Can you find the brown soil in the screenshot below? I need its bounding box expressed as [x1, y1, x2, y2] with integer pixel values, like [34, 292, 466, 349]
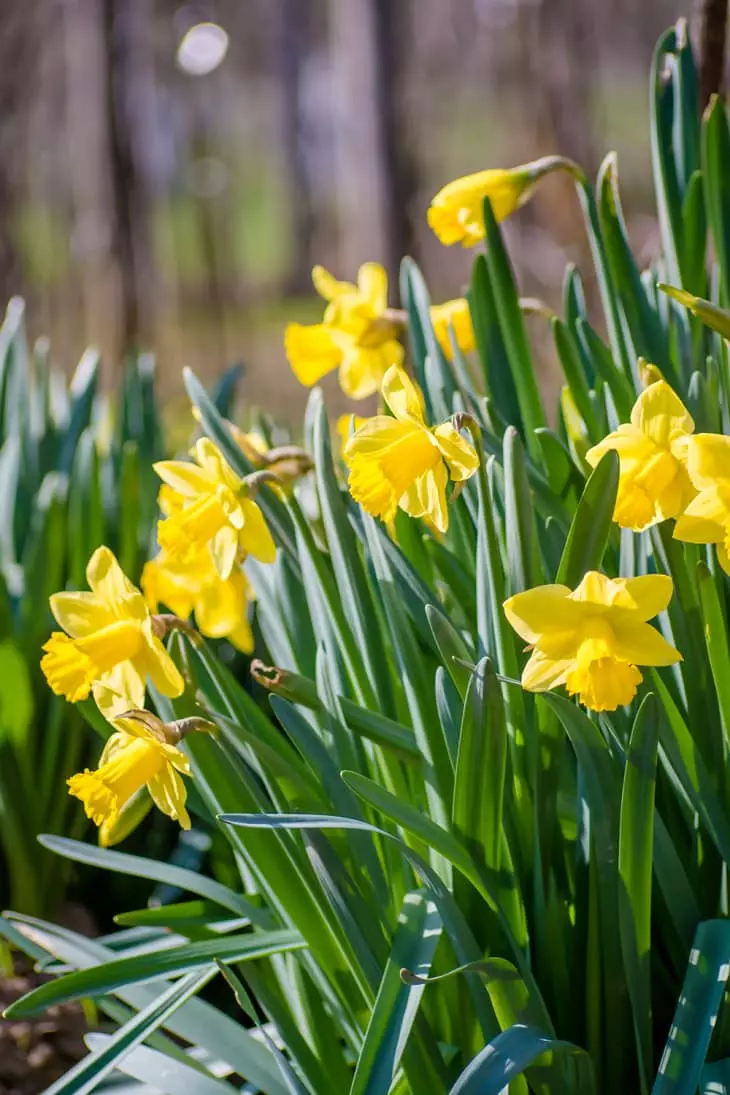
[0, 961, 88, 1095]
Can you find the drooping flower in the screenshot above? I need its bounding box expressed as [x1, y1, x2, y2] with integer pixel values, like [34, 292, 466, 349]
[142, 548, 254, 653]
[41, 547, 184, 718]
[585, 380, 696, 531]
[430, 298, 475, 358]
[285, 262, 404, 399]
[503, 571, 681, 712]
[68, 710, 192, 831]
[344, 365, 479, 533]
[427, 157, 575, 247]
[154, 438, 276, 579]
[674, 433, 730, 573]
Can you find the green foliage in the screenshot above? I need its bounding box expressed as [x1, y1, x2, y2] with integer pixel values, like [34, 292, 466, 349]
[10, 16, 730, 1095]
[0, 302, 164, 916]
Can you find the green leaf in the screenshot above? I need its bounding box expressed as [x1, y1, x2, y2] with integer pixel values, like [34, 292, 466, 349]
[555, 450, 619, 587]
[40, 968, 217, 1095]
[618, 694, 659, 1093]
[4, 929, 307, 1018]
[83, 1035, 240, 1095]
[0, 640, 32, 746]
[447, 1025, 593, 1095]
[652, 920, 730, 1094]
[482, 199, 545, 457]
[702, 95, 730, 306]
[37, 835, 269, 924]
[349, 892, 446, 1095]
[468, 254, 520, 428]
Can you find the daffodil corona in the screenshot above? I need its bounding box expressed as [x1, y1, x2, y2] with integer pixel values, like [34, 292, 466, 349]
[586, 380, 696, 530]
[344, 365, 479, 533]
[674, 433, 730, 573]
[41, 547, 184, 717]
[504, 571, 681, 711]
[142, 548, 254, 653]
[285, 263, 404, 399]
[68, 711, 191, 831]
[154, 438, 276, 579]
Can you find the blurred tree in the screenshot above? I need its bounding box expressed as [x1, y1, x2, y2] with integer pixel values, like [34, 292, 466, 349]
[0, 1, 35, 306]
[696, 0, 728, 106]
[276, 0, 316, 294]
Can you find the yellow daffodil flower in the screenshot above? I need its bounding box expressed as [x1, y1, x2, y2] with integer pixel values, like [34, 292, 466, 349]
[142, 548, 254, 653]
[674, 433, 730, 573]
[427, 156, 575, 247]
[430, 298, 475, 358]
[41, 547, 184, 718]
[344, 365, 479, 533]
[504, 571, 680, 712]
[68, 710, 191, 831]
[154, 438, 276, 579]
[336, 413, 366, 451]
[585, 380, 696, 531]
[285, 262, 404, 399]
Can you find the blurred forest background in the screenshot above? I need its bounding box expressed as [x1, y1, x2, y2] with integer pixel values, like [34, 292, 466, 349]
[0, 0, 716, 423]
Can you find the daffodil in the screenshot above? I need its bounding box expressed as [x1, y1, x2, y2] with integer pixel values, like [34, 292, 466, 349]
[154, 438, 276, 578]
[430, 298, 475, 358]
[41, 547, 184, 717]
[344, 365, 478, 533]
[504, 571, 680, 712]
[142, 548, 254, 653]
[585, 380, 696, 530]
[68, 710, 192, 831]
[285, 262, 404, 399]
[336, 413, 366, 450]
[427, 156, 576, 247]
[674, 433, 730, 573]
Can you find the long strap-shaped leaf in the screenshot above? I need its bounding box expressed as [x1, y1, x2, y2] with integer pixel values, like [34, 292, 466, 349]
[447, 1024, 594, 1095]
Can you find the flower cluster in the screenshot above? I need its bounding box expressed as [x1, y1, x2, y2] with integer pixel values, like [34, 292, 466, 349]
[42, 422, 291, 838]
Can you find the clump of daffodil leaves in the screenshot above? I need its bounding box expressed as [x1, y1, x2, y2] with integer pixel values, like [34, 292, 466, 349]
[24, 25, 730, 1095]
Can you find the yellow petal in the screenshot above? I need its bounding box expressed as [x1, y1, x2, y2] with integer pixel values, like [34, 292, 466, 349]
[86, 547, 143, 613]
[618, 574, 674, 620]
[94, 661, 146, 717]
[357, 262, 388, 314]
[610, 620, 681, 666]
[427, 168, 530, 247]
[140, 626, 185, 699]
[630, 380, 694, 447]
[686, 433, 730, 490]
[336, 414, 366, 449]
[432, 423, 479, 482]
[239, 499, 277, 563]
[194, 571, 246, 638]
[153, 459, 214, 498]
[674, 488, 728, 544]
[311, 264, 355, 302]
[401, 463, 449, 533]
[381, 365, 427, 424]
[42, 632, 94, 702]
[717, 544, 730, 575]
[521, 650, 572, 691]
[338, 344, 392, 400]
[285, 322, 342, 387]
[570, 571, 624, 606]
[430, 299, 475, 358]
[228, 615, 255, 653]
[192, 439, 241, 492]
[211, 524, 239, 580]
[140, 556, 196, 619]
[585, 424, 652, 468]
[50, 592, 114, 638]
[503, 585, 576, 644]
[147, 766, 190, 829]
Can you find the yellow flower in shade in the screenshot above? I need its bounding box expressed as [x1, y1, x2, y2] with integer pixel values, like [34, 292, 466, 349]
[68, 711, 191, 831]
[504, 571, 681, 712]
[585, 380, 696, 531]
[154, 438, 276, 579]
[344, 365, 479, 533]
[285, 262, 404, 399]
[41, 547, 184, 718]
[674, 434, 730, 574]
[142, 549, 254, 653]
[430, 298, 475, 359]
[427, 157, 574, 247]
[336, 413, 366, 451]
